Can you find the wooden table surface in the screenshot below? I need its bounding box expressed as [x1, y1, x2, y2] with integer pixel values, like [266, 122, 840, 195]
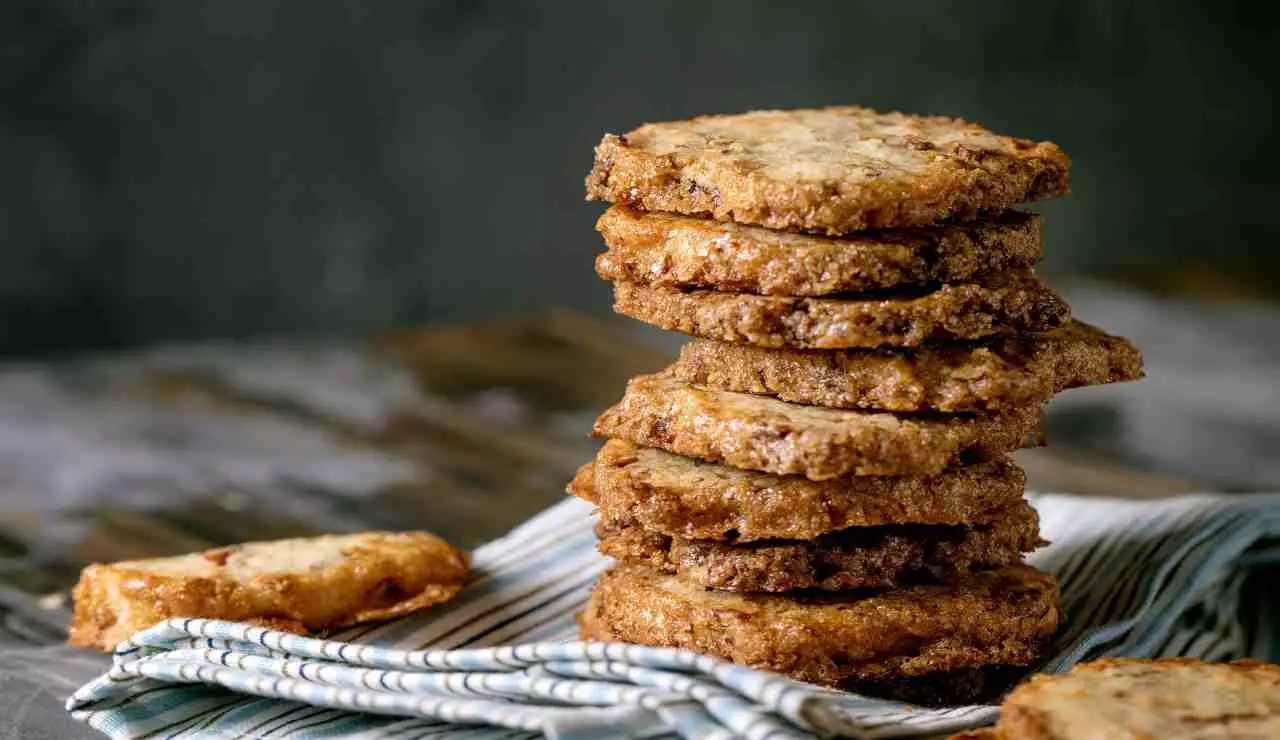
[0, 312, 1197, 631]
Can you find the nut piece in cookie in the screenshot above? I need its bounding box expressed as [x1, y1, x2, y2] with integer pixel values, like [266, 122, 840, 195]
[594, 374, 1044, 479]
[595, 206, 1043, 296]
[585, 106, 1069, 234]
[581, 563, 1062, 705]
[611, 269, 1070, 349]
[69, 531, 469, 651]
[957, 657, 1280, 739]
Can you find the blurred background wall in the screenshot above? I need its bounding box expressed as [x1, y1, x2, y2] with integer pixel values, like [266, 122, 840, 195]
[0, 0, 1277, 354]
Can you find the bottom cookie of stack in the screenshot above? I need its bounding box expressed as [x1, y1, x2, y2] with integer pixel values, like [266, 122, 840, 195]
[580, 563, 1062, 705]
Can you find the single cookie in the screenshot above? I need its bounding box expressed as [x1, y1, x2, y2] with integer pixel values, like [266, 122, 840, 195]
[585, 107, 1069, 234]
[667, 320, 1144, 412]
[596, 206, 1042, 295]
[593, 374, 1042, 479]
[580, 563, 1061, 700]
[968, 658, 1280, 740]
[69, 532, 469, 651]
[593, 500, 1042, 592]
[570, 441, 1026, 542]
[612, 269, 1069, 349]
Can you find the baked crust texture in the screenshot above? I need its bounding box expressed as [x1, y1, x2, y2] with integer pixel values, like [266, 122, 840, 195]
[596, 206, 1042, 295]
[585, 106, 1070, 234]
[666, 320, 1143, 412]
[570, 440, 1026, 541]
[593, 374, 1043, 479]
[69, 531, 470, 651]
[612, 269, 1069, 349]
[593, 501, 1042, 592]
[580, 563, 1061, 695]
[987, 658, 1280, 740]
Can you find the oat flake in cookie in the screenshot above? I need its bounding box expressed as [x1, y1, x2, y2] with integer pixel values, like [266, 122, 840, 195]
[585, 106, 1069, 234]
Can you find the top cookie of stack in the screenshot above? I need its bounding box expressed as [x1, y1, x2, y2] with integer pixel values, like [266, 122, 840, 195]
[587, 106, 1075, 350]
[575, 106, 1143, 705]
[587, 106, 1067, 235]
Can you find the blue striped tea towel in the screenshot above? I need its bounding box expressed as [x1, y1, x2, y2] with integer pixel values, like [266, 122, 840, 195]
[68, 492, 1280, 739]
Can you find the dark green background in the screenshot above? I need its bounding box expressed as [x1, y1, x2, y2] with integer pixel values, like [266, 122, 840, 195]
[2, 0, 1276, 353]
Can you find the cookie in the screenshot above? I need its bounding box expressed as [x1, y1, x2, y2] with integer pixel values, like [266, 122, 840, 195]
[593, 374, 1042, 480]
[570, 441, 1026, 542]
[611, 269, 1069, 349]
[666, 320, 1143, 412]
[585, 107, 1069, 234]
[596, 206, 1041, 295]
[580, 563, 1061, 700]
[69, 532, 469, 651]
[593, 501, 1042, 592]
[965, 658, 1280, 740]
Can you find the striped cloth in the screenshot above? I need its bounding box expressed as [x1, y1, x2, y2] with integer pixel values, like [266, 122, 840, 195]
[67, 492, 1280, 739]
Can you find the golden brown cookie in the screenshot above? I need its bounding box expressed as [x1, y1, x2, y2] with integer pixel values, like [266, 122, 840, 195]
[570, 441, 1026, 542]
[69, 532, 469, 651]
[611, 269, 1069, 349]
[580, 563, 1061, 703]
[593, 501, 1042, 592]
[593, 374, 1042, 479]
[585, 107, 1069, 234]
[666, 320, 1143, 412]
[961, 658, 1280, 740]
[596, 207, 1041, 295]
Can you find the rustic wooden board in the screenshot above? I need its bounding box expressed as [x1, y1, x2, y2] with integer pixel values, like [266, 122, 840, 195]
[0, 311, 1195, 607]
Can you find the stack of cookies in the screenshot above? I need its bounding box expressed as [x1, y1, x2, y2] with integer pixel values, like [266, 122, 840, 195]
[571, 107, 1143, 705]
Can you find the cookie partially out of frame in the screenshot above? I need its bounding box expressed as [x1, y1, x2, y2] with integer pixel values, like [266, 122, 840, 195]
[596, 206, 1042, 295]
[593, 500, 1042, 592]
[611, 269, 1069, 349]
[570, 440, 1026, 542]
[69, 532, 469, 651]
[585, 107, 1069, 234]
[580, 563, 1061, 703]
[666, 320, 1143, 412]
[953, 658, 1280, 739]
[593, 374, 1042, 480]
